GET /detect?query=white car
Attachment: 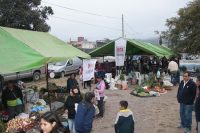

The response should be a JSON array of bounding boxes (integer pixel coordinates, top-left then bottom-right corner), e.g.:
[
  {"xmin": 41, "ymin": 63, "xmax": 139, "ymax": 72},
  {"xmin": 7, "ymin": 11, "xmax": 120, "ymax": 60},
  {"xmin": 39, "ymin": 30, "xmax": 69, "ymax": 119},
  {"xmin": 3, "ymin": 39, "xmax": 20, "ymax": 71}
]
[{"xmin": 48, "ymin": 57, "xmax": 82, "ymax": 78}]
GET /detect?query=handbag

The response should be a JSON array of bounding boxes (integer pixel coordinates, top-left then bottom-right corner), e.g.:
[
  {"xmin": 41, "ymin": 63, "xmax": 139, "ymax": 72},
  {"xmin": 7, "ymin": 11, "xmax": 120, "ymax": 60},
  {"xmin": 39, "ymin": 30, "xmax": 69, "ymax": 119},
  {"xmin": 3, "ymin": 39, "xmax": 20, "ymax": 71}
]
[
  {"xmin": 16, "ymin": 98, "xmax": 22, "ymax": 105},
  {"xmin": 12, "ymin": 91, "xmax": 23, "ymax": 105}
]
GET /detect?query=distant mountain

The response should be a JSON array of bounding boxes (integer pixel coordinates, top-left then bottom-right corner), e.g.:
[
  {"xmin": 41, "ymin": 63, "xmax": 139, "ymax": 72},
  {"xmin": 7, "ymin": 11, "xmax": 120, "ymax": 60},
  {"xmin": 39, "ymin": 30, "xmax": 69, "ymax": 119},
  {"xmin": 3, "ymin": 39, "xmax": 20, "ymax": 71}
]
[{"xmin": 138, "ymin": 37, "xmax": 159, "ymax": 44}]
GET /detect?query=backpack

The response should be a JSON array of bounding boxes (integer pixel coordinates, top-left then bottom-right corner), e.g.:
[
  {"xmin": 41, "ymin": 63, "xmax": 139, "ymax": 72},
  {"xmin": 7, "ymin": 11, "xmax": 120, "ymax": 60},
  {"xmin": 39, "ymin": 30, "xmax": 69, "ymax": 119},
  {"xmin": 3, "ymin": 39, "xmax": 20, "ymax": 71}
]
[{"xmin": 75, "ymin": 102, "xmax": 93, "ymax": 132}]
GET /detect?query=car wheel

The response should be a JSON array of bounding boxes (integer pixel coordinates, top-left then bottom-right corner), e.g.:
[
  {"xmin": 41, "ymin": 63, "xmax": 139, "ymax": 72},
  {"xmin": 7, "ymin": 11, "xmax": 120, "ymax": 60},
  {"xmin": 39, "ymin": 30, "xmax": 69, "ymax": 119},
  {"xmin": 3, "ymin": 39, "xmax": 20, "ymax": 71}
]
[
  {"xmin": 33, "ymin": 72, "xmax": 41, "ymax": 81},
  {"xmin": 60, "ymin": 71, "xmax": 65, "ymax": 78}
]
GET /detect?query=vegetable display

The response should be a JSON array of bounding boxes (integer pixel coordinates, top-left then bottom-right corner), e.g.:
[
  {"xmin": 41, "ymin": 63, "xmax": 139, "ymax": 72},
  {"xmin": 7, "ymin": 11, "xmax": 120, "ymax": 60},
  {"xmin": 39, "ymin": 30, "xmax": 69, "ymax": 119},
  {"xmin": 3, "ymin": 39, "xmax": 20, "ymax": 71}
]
[{"xmin": 6, "ymin": 118, "xmax": 35, "ymax": 132}]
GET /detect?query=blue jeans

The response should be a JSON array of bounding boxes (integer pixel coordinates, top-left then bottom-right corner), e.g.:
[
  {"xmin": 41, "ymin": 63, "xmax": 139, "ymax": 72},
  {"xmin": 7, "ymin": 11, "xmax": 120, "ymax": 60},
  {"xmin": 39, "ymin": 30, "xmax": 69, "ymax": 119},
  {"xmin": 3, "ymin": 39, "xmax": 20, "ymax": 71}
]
[
  {"xmin": 180, "ymin": 103, "xmax": 193, "ymax": 130},
  {"xmin": 68, "ymin": 119, "xmax": 76, "ymax": 133},
  {"xmin": 171, "ymin": 71, "xmax": 179, "ymax": 85}
]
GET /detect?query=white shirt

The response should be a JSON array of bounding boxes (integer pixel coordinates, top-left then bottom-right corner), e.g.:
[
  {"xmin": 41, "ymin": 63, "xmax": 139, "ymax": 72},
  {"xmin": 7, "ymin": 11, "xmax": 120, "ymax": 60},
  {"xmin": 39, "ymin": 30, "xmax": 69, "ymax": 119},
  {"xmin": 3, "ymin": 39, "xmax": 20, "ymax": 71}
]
[
  {"xmin": 183, "ymin": 80, "xmax": 189, "ymax": 88},
  {"xmin": 168, "ymin": 61, "xmax": 178, "ymax": 72}
]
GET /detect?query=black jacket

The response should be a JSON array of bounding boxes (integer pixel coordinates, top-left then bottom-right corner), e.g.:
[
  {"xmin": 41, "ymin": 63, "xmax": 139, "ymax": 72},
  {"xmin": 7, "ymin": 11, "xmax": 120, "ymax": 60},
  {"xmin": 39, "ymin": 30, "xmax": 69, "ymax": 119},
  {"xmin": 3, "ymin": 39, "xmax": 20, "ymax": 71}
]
[
  {"xmin": 2, "ymin": 86, "xmax": 23, "ymax": 108},
  {"xmin": 66, "ymin": 78, "xmax": 78, "ymax": 93},
  {"xmin": 177, "ymin": 79, "xmax": 196, "ymax": 105},
  {"xmin": 64, "ymin": 95, "xmax": 82, "ymax": 119},
  {"xmin": 195, "ymin": 86, "xmax": 200, "ymax": 121}
]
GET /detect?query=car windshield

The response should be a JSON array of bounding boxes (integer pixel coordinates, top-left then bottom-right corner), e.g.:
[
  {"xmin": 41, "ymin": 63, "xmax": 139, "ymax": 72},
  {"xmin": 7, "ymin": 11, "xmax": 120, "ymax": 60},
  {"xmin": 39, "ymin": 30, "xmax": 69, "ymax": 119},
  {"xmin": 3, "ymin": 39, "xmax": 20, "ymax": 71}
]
[
  {"xmin": 180, "ymin": 63, "xmax": 200, "ymax": 71},
  {"xmin": 55, "ymin": 61, "xmax": 66, "ymax": 66}
]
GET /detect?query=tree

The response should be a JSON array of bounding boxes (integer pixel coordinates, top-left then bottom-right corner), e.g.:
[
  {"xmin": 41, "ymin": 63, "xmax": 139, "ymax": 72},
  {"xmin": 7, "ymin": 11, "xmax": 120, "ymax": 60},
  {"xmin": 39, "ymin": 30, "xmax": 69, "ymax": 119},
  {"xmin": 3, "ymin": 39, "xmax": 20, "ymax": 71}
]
[
  {"xmin": 0, "ymin": 0, "xmax": 53, "ymax": 32},
  {"xmin": 162, "ymin": 0, "xmax": 200, "ymax": 54}
]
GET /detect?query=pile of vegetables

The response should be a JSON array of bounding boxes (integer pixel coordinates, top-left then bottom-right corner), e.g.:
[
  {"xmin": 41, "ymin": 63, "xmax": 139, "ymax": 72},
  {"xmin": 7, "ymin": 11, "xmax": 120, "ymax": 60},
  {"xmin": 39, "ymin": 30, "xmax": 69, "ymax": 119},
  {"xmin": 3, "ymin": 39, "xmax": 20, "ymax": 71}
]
[
  {"xmin": 131, "ymin": 85, "xmax": 167, "ymax": 97},
  {"xmin": 6, "ymin": 118, "xmax": 35, "ymax": 132},
  {"xmin": 130, "ymin": 85, "xmax": 151, "ymax": 97}
]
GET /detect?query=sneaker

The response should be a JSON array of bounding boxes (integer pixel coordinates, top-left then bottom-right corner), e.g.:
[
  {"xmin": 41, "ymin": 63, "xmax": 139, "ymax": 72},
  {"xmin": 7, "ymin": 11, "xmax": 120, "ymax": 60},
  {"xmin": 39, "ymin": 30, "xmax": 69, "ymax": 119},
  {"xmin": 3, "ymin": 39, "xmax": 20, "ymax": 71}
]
[{"xmin": 184, "ymin": 128, "xmax": 191, "ymax": 133}]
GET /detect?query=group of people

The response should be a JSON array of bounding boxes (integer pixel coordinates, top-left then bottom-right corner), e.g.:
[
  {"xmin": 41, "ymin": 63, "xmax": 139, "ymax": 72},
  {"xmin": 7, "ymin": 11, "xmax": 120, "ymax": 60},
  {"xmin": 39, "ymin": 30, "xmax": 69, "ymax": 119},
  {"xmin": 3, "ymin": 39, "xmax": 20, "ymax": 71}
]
[
  {"xmin": 40, "ymin": 99, "xmax": 135, "ymax": 133},
  {"xmin": 64, "ymin": 72, "xmax": 106, "ymax": 133},
  {"xmin": 65, "ymin": 72, "xmax": 135, "ymax": 133},
  {"xmin": 177, "ymin": 71, "xmax": 200, "ymax": 133}
]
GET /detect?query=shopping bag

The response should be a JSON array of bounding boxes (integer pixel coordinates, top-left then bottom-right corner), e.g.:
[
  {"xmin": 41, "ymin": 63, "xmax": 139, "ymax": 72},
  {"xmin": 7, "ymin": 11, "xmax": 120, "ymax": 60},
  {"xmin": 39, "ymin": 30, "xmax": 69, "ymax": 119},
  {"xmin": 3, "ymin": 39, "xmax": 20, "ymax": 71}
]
[{"xmin": 16, "ymin": 98, "xmax": 23, "ymax": 105}]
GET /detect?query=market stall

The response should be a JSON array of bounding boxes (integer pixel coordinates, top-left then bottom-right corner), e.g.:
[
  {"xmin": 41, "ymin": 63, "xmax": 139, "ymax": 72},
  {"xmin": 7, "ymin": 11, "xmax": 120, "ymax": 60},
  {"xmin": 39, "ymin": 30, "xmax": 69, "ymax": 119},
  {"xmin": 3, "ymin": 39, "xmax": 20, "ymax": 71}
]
[
  {"xmin": 0, "ymin": 26, "xmax": 90, "ymax": 132},
  {"xmin": 89, "ymin": 37, "xmax": 175, "ymax": 90}
]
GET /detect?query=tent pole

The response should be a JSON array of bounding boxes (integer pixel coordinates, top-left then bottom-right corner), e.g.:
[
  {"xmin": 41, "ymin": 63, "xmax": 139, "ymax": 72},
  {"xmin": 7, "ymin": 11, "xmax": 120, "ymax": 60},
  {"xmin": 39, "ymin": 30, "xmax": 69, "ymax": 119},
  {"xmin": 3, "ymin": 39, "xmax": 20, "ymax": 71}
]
[
  {"xmin": 46, "ymin": 64, "xmax": 51, "ymax": 110},
  {"xmin": 122, "ymin": 14, "xmax": 124, "ymax": 38}
]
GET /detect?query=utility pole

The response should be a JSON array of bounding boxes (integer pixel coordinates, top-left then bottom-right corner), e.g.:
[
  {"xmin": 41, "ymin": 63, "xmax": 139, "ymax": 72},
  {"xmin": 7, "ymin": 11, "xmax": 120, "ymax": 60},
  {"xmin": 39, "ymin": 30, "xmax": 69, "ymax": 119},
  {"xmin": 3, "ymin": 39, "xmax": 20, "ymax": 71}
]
[{"xmin": 122, "ymin": 14, "xmax": 124, "ymax": 38}]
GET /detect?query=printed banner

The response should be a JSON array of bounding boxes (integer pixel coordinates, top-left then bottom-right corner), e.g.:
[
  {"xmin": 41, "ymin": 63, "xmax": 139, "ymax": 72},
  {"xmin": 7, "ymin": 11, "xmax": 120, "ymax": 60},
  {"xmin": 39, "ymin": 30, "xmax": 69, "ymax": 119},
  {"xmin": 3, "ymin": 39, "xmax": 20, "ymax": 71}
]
[
  {"xmin": 83, "ymin": 59, "xmax": 97, "ymax": 81},
  {"xmin": 115, "ymin": 38, "xmax": 127, "ymax": 66}
]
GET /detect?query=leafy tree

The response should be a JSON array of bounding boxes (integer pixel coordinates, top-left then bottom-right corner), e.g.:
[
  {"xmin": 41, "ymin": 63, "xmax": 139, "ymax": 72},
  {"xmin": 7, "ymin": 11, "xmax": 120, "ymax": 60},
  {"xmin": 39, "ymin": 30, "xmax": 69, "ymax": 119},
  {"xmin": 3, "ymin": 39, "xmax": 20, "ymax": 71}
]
[
  {"xmin": 0, "ymin": 0, "xmax": 53, "ymax": 32},
  {"xmin": 162, "ymin": 0, "xmax": 200, "ymax": 54}
]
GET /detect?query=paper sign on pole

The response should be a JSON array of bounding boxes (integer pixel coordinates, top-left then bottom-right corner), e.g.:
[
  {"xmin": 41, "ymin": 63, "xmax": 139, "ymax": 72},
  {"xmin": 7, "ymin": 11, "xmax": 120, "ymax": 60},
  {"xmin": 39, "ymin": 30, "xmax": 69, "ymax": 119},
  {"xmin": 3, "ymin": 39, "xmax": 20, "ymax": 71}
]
[
  {"xmin": 83, "ymin": 59, "xmax": 97, "ymax": 82},
  {"xmin": 115, "ymin": 38, "xmax": 127, "ymax": 66}
]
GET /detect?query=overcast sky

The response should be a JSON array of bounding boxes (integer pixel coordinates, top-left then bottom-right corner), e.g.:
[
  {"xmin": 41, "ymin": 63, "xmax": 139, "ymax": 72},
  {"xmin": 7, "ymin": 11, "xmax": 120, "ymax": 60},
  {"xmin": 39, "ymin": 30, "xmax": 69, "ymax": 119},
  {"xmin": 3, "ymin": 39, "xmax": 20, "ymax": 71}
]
[{"xmin": 42, "ymin": 0, "xmax": 191, "ymax": 42}]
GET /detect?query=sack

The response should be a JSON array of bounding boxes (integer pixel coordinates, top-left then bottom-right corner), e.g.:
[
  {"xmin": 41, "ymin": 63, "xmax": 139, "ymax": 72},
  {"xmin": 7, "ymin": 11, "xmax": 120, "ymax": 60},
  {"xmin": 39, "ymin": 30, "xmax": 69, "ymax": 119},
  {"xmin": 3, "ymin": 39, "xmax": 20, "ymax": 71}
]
[{"xmin": 16, "ymin": 98, "xmax": 22, "ymax": 105}]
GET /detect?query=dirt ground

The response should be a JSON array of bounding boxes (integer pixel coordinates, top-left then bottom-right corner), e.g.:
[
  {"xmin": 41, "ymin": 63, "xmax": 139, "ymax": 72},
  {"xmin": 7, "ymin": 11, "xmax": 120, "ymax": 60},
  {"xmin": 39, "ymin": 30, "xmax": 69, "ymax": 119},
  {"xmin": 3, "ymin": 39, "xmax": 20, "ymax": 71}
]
[{"xmin": 25, "ymin": 76, "xmax": 197, "ymax": 133}]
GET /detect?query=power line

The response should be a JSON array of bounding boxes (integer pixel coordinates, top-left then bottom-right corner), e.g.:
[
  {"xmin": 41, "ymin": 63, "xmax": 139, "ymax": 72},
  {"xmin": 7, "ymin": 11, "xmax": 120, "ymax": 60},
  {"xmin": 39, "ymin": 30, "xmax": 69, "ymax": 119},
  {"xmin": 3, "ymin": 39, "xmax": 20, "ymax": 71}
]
[
  {"xmin": 124, "ymin": 21, "xmax": 141, "ymax": 34},
  {"xmin": 42, "ymin": 1, "xmax": 121, "ymax": 20},
  {"xmin": 50, "ymin": 16, "xmax": 122, "ymax": 31},
  {"xmin": 50, "ymin": 16, "xmax": 140, "ymax": 38}
]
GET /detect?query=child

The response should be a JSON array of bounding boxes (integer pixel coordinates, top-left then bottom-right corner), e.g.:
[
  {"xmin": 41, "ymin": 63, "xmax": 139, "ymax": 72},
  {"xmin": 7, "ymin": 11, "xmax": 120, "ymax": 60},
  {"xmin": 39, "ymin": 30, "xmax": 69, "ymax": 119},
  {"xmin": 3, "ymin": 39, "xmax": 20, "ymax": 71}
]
[{"xmin": 114, "ymin": 100, "xmax": 135, "ymax": 133}]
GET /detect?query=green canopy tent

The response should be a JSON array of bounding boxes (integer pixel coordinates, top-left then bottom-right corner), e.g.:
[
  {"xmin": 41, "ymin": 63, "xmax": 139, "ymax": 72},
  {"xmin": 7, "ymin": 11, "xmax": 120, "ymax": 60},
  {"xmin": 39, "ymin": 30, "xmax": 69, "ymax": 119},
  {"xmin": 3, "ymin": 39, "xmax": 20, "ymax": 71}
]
[
  {"xmin": 89, "ymin": 37, "xmax": 175, "ymax": 58},
  {"xmin": 0, "ymin": 26, "xmax": 90, "ymax": 74},
  {"xmin": 0, "ymin": 26, "xmax": 90, "ymax": 110}
]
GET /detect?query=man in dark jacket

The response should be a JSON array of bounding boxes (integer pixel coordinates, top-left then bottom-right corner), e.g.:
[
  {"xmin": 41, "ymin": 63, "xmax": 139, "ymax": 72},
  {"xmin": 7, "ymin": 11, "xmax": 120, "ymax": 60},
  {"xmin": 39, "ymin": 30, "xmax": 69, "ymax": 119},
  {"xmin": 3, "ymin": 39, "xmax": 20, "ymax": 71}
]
[
  {"xmin": 177, "ymin": 72, "xmax": 196, "ymax": 133},
  {"xmin": 2, "ymin": 81, "xmax": 23, "ymax": 120},
  {"xmin": 195, "ymin": 75, "xmax": 200, "ymax": 133},
  {"xmin": 75, "ymin": 92, "xmax": 95, "ymax": 133},
  {"xmin": 66, "ymin": 74, "xmax": 78, "ymax": 93}
]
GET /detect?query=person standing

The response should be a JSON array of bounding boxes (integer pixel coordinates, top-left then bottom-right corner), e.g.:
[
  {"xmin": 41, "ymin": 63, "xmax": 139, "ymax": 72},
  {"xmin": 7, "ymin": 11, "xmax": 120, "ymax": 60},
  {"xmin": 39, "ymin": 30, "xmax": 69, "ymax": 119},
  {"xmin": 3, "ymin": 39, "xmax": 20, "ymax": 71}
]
[
  {"xmin": 95, "ymin": 74, "xmax": 105, "ymax": 118},
  {"xmin": 114, "ymin": 100, "xmax": 135, "ymax": 133},
  {"xmin": 75, "ymin": 92, "xmax": 95, "ymax": 133},
  {"xmin": 168, "ymin": 59, "xmax": 179, "ymax": 85},
  {"xmin": 2, "ymin": 81, "xmax": 23, "ymax": 120},
  {"xmin": 64, "ymin": 87, "xmax": 82, "ymax": 133},
  {"xmin": 177, "ymin": 72, "xmax": 196, "ymax": 133},
  {"xmin": 195, "ymin": 75, "xmax": 200, "ymax": 133},
  {"xmin": 66, "ymin": 74, "xmax": 78, "ymax": 93}
]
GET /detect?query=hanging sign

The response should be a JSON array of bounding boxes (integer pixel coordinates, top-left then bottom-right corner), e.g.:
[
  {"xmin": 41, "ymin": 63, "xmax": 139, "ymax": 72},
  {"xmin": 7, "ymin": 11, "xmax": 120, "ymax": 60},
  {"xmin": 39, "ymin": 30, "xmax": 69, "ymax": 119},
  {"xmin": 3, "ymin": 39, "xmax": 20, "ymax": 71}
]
[
  {"xmin": 82, "ymin": 59, "xmax": 97, "ymax": 81},
  {"xmin": 115, "ymin": 38, "xmax": 127, "ymax": 66}
]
